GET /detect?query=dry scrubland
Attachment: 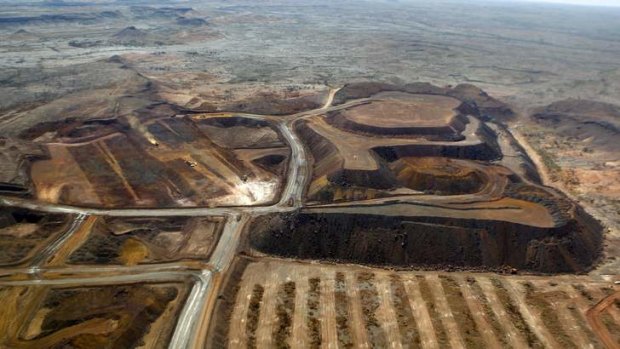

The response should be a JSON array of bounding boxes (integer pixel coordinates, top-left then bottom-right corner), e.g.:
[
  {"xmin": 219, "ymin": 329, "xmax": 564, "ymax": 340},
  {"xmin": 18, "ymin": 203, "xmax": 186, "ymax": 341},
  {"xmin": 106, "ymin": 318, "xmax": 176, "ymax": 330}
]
[{"xmin": 0, "ymin": 0, "xmax": 619, "ymax": 348}]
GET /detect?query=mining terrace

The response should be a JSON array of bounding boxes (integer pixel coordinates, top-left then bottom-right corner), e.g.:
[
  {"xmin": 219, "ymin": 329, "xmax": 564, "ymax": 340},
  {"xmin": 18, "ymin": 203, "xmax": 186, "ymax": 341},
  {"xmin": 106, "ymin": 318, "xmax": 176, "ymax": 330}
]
[{"xmin": 0, "ymin": 82, "xmax": 616, "ymax": 348}]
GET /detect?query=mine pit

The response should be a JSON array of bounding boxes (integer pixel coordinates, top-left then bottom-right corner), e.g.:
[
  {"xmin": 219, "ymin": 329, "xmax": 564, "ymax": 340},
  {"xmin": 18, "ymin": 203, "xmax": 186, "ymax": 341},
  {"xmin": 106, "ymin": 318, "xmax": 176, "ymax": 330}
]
[{"xmin": 390, "ymin": 157, "xmax": 486, "ymax": 195}]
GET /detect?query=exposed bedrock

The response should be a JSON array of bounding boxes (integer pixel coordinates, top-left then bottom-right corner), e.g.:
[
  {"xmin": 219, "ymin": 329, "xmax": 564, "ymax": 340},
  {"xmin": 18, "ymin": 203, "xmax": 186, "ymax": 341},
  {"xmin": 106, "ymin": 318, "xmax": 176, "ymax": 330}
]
[{"xmin": 250, "ymin": 211, "xmax": 603, "ymax": 273}]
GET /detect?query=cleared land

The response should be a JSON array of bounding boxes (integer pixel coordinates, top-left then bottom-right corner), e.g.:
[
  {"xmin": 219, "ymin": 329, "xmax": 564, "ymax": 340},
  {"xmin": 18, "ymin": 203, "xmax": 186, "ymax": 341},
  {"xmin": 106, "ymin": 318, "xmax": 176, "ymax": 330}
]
[
  {"xmin": 336, "ymin": 92, "xmax": 462, "ymax": 131},
  {"xmin": 214, "ymin": 258, "xmax": 619, "ymax": 349},
  {"xmin": 62, "ymin": 216, "xmax": 225, "ymax": 267},
  {"xmin": 0, "ymin": 281, "xmax": 190, "ymax": 349},
  {"xmin": 26, "ymin": 115, "xmax": 289, "ymax": 208}
]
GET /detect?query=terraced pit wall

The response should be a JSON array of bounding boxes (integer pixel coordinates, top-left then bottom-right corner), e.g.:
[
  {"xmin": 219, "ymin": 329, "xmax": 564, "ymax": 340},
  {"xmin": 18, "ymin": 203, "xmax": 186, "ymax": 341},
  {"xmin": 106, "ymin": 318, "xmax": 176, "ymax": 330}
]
[
  {"xmin": 250, "ymin": 212, "xmax": 603, "ymax": 273},
  {"xmin": 295, "ymin": 120, "xmax": 397, "ymax": 190},
  {"xmin": 374, "ymin": 121, "xmax": 502, "ymax": 162},
  {"xmin": 326, "ymin": 111, "xmax": 469, "ymax": 139}
]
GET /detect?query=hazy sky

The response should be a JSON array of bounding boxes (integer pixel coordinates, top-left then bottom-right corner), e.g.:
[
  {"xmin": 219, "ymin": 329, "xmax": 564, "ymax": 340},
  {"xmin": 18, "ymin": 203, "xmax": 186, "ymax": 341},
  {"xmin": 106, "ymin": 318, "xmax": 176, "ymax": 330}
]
[{"xmin": 518, "ymin": 0, "xmax": 620, "ymax": 6}]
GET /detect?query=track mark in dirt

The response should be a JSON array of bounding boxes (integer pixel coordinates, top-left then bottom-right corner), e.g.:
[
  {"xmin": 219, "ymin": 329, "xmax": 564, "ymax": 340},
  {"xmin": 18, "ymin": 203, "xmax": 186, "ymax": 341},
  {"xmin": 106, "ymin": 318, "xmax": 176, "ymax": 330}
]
[
  {"xmin": 426, "ymin": 275, "xmax": 467, "ymax": 349},
  {"xmin": 503, "ymin": 279, "xmax": 559, "ymax": 348},
  {"xmin": 334, "ymin": 272, "xmax": 354, "ymax": 348},
  {"xmin": 307, "ymin": 277, "xmax": 321, "ymax": 349},
  {"xmin": 274, "ymin": 281, "xmax": 296, "ymax": 349},
  {"xmin": 457, "ymin": 276, "xmax": 501, "ymax": 349},
  {"xmin": 256, "ymin": 275, "xmax": 279, "ymax": 348},
  {"xmin": 246, "ymin": 284, "xmax": 265, "ymax": 349},
  {"xmin": 375, "ymin": 274, "xmax": 403, "ymax": 349},
  {"xmin": 489, "ymin": 278, "xmax": 542, "ymax": 348},
  {"xmin": 439, "ymin": 275, "xmax": 484, "ymax": 349},
  {"xmin": 521, "ymin": 281, "xmax": 577, "ymax": 349},
  {"xmin": 291, "ymin": 276, "xmax": 309, "ymax": 348},
  {"xmin": 389, "ymin": 275, "xmax": 422, "ymax": 349},
  {"xmin": 345, "ymin": 272, "xmax": 369, "ymax": 348},
  {"xmin": 586, "ymin": 291, "xmax": 620, "ymax": 349},
  {"xmin": 467, "ymin": 277, "xmax": 514, "ymax": 348},
  {"xmin": 415, "ymin": 275, "xmax": 448, "ymax": 348},
  {"xmin": 562, "ymin": 285, "xmax": 604, "ymax": 349},
  {"xmin": 357, "ymin": 272, "xmax": 388, "ymax": 348}
]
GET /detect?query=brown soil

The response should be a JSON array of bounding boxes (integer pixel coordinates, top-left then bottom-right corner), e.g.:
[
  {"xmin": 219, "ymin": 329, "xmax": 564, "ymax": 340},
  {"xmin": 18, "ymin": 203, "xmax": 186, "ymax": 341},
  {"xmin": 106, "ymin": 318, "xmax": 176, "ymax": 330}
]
[
  {"xmin": 332, "ymin": 82, "xmax": 513, "ymax": 119},
  {"xmin": 204, "ymin": 257, "xmax": 250, "ymax": 349},
  {"xmin": 334, "ymin": 272, "xmax": 353, "ymax": 348},
  {"xmin": 0, "ymin": 209, "xmax": 69, "ymax": 266},
  {"xmin": 567, "ymin": 306, "xmax": 603, "ymax": 349},
  {"xmin": 307, "ymin": 278, "xmax": 322, "ymax": 349},
  {"xmin": 466, "ymin": 277, "xmax": 511, "ymax": 347},
  {"xmin": 601, "ymin": 312, "xmax": 620, "ymax": 345},
  {"xmin": 274, "ymin": 281, "xmax": 296, "ymax": 349},
  {"xmin": 27, "ymin": 114, "xmax": 283, "ymax": 207},
  {"xmin": 330, "ymin": 93, "xmax": 463, "ymax": 135},
  {"xmin": 439, "ymin": 276, "xmax": 483, "ymax": 349},
  {"xmin": 193, "ymin": 116, "xmax": 285, "ymax": 149},
  {"xmin": 68, "ymin": 216, "xmax": 224, "ymax": 265},
  {"xmin": 246, "ymin": 284, "xmax": 265, "ymax": 349},
  {"xmin": 356, "ymin": 272, "xmax": 388, "ymax": 348},
  {"xmin": 415, "ymin": 275, "xmax": 449, "ymax": 347},
  {"xmin": 389, "ymin": 275, "xmax": 422, "ymax": 349},
  {"xmin": 0, "ymin": 137, "xmax": 48, "ymax": 195},
  {"xmin": 491, "ymin": 278, "xmax": 543, "ymax": 348},
  {"xmin": 196, "ymin": 90, "xmax": 327, "ymax": 115},
  {"xmin": 521, "ymin": 282, "xmax": 577, "ymax": 349},
  {"xmin": 11, "ymin": 283, "xmax": 186, "ymax": 349},
  {"xmin": 390, "ymin": 157, "xmax": 485, "ymax": 195}
]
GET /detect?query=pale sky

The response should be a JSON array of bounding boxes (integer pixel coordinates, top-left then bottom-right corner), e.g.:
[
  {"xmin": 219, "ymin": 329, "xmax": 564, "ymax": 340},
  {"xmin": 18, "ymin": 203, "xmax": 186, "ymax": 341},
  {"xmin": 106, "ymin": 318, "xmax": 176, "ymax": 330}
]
[{"xmin": 517, "ymin": 0, "xmax": 620, "ymax": 6}]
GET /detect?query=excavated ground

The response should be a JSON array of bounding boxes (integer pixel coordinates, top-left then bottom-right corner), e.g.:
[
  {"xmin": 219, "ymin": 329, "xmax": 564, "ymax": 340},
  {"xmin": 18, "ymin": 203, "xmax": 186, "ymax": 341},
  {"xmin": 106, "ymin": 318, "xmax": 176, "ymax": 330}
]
[
  {"xmin": 23, "ymin": 114, "xmax": 287, "ymax": 208},
  {"xmin": 249, "ymin": 209, "xmax": 602, "ymax": 273},
  {"xmin": 0, "ymin": 282, "xmax": 190, "ymax": 348},
  {"xmin": 300, "ymin": 87, "xmax": 504, "ymax": 204},
  {"xmin": 67, "ymin": 216, "xmax": 225, "ymax": 266}
]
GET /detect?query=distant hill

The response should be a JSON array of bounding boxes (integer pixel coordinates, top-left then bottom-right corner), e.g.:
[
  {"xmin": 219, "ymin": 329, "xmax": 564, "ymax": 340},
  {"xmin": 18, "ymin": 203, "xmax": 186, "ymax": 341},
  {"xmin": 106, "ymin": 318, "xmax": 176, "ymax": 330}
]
[
  {"xmin": 8, "ymin": 29, "xmax": 39, "ymax": 41},
  {"xmin": 109, "ymin": 26, "xmax": 165, "ymax": 46},
  {"xmin": 176, "ymin": 16, "xmax": 208, "ymax": 26},
  {"xmin": 112, "ymin": 26, "xmax": 148, "ymax": 41}
]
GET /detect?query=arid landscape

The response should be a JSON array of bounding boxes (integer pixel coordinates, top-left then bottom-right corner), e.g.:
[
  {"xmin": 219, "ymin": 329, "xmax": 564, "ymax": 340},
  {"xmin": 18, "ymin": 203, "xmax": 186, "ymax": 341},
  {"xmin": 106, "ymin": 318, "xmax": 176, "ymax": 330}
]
[{"xmin": 0, "ymin": 0, "xmax": 619, "ymax": 348}]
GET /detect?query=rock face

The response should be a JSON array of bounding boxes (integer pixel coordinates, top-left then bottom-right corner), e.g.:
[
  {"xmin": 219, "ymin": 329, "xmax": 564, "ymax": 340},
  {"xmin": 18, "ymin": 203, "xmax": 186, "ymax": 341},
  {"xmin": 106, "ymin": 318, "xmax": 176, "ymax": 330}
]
[
  {"xmin": 250, "ymin": 210, "xmax": 603, "ymax": 273},
  {"xmin": 0, "ymin": 138, "xmax": 48, "ymax": 195}
]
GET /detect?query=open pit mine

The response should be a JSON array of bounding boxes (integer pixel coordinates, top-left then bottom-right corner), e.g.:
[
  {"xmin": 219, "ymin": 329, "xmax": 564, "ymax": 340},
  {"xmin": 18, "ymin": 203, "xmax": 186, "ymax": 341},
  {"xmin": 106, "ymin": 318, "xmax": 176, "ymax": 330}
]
[{"xmin": 0, "ymin": 82, "xmax": 616, "ymax": 349}]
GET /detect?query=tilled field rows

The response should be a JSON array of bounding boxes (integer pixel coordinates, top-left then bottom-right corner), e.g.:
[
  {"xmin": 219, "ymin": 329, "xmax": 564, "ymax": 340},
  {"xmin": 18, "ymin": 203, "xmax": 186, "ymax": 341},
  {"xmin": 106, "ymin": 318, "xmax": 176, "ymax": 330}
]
[{"xmin": 227, "ymin": 261, "xmax": 619, "ymax": 349}]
